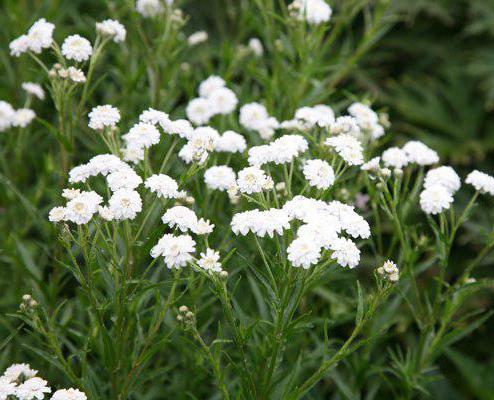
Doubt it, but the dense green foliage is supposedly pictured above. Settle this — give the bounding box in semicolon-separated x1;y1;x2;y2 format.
0;1;493;399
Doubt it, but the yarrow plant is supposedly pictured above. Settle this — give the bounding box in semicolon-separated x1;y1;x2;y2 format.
2;2;494;400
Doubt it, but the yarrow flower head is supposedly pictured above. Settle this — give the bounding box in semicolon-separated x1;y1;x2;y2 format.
122;122;161;149
150;234;196;269
424;166;461;194
21;82;45;100
10;18;55;56
12;108;36;128
188;31;208;46
381;147;409;169
0;101;15;131
108;189;142;220
2;363;37;382
420;185;454;215
51;388;87;400
288;0;332;25
214;130;247;153
16;377;51;400
465;170;494;196
329;237;360;269
145;174;180;198
197;248;222;272
236;166;271;194
136;0;164;17
231;208;291;238
303;159;335;189
239;102;279;140
88;105;120;130
377;260;399;282
162;206;199;233
403;141;439;166
61;35;93;62
287;235;322;269
96;19;126;42
204;166;236;192
325;134;364;166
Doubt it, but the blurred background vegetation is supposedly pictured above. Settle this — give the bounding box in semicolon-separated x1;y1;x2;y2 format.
0;0;493;398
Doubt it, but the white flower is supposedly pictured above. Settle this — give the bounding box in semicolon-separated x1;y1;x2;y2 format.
139;108;170;127
12;109;36;128
67;67;86;83
239;102;271;131
403;141;439;166
237;166;270;194
48;207;66;223
0;377;17;399
297;215;340;249
165;119;194;138
248;38;263;56
16;377;51;400
88;105;120;130
381;147;409;169
109;189;142;220
325;134;364;165
61;35;93;62
2;363;37;382
231;209;291;237
188;126;219;149
198;76;225;98
347;102;384;139
197;248;222;272
330;237;360;268
88;154;129;176
289;0;332;24
420;185;454;215
215;130;247;153
106;168;142;192
193;218;215;235
136;0;164;17
0;101;15;131
186;98;213;125
377;260;399;282
424;166;461;194
204;166;236;191
9;35;30;57
208;87;238;115
162;206;198;232
287;235;322;268
122;122;161;149
145;174;180;198
122;145;145;164
248;145;275;167
98;206;114;221
96;19;126;42
466;170;494;195
150;234;196;269
62;188;81;200
330;116;361;137
51;388;87;400
64;191;103;224
22;82;45;100
26;19;55;54
303;159;335;189
270;135;308;164
361;157;381;172
295;105;335;128
188;31;208;46
68;164;93;184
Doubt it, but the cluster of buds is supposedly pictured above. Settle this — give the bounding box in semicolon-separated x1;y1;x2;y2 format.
19;294;38;312
176;305;195;326
49;63;86;83
377;260;399;282
170;8;185;26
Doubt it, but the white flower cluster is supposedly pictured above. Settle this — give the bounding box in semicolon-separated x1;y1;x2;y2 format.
231;195;370;269
50;155;144;223
187;31;208;46
281;105;335;131
204;166;236;192
186;76;238;125
179;126;219;165
466;170;494;196
0;362;87;400
239;102;279;140
236;166;273;194
377;260;399;282
247;135;308;166
325;134;364;166
0;101;36;131
288;0;332;25
420;166;460;215
88;105;121;131
96;19;126;42
9;18;55;57
21;82;45;100
303;159;335;189
136;0;168;17
61;34;93;62
382;141;439;170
